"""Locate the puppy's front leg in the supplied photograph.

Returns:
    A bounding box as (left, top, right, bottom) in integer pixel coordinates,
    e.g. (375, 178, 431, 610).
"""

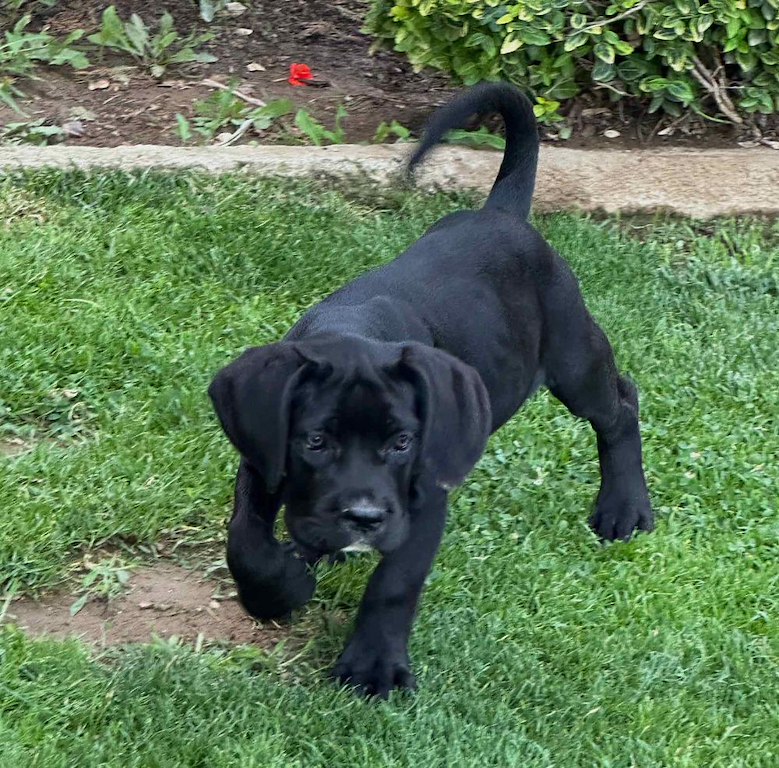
(331, 483, 447, 699)
(227, 459, 316, 620)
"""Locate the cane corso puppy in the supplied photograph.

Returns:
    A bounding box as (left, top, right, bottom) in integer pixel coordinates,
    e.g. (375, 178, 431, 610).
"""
(208, 83, 653, 698)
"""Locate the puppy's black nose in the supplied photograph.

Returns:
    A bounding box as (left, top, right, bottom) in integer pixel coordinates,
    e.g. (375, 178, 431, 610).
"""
(342, 505, 387, 532)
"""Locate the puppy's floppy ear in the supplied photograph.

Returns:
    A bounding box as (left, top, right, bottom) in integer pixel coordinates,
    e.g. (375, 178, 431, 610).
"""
(208, 343, 307, 492)
(401, 344, 492, 490)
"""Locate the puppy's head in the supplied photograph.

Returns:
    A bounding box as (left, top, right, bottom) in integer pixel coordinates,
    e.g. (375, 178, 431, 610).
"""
(208, 337, 491, 556)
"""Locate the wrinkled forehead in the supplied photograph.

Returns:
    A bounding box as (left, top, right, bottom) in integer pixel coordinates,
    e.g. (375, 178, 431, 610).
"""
(292, 370, 418, 435)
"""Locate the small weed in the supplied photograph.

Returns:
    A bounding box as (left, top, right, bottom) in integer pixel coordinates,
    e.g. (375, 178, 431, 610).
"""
(1, 119, 65, 145)
(0, 14, 89, 112)
(88, 6, 217, 79)
(197, 0, 228, 22)
(532, 96, 564, 124)
(176, 89, 294, 143)
(69, 556, 133, 616)
(294, 105, 348, 146)
(373, 120, 412, 143)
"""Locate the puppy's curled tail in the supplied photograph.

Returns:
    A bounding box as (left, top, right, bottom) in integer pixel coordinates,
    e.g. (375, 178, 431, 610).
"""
(408, 82, 539, 221)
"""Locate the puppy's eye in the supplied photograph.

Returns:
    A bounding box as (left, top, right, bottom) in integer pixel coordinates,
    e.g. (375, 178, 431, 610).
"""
(305, 433, 327, 451)
(391, 433, 413, 452)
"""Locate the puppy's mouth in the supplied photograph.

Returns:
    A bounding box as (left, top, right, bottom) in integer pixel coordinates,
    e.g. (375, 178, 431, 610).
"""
(288, 525, 381, 562)
(339, 539, 374, 554)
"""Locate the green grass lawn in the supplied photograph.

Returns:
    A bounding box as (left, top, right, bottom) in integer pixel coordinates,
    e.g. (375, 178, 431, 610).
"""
(1, 171, 777, 767)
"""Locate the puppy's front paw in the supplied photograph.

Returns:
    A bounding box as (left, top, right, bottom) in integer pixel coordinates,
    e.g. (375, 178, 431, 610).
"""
(331, 635, 416, 699)
(590, 487, 653, 542)
(236, 547, 316, 621)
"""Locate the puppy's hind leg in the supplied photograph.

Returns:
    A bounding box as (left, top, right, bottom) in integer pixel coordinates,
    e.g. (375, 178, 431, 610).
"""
(543, 279, 653, 541)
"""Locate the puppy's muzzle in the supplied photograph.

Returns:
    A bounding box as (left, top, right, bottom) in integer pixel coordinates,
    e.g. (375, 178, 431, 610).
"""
(341, 503, 388, 534)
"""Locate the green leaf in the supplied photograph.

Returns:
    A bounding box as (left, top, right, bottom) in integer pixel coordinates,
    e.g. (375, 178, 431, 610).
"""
(168, 50, 196, 65)
(199, 0, 217, 23)
(564, 32, 588, 51)
(594, 43, 615, 64)
(667, 81, 694, 103)
(92, 5, 126, 47)
(570, 13, 587, 30)
(520, 29, 552, 46)
(70, 593, 89, 616)
(295, 109, 324, 146)
(374, 120, 412, 143)
(256, 99, 295, 120)
(748, 28, 768, 44)
(445, 127, 506, 150)
(124, 15, 149, 56)
(176, 113, 192, 142)
(592, 59, 616, 82)
(500, 37, 522, 54)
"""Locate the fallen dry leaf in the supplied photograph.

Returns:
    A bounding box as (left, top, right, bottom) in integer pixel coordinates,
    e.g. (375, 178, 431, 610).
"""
(246, 62, 265, 72)
(603, 129, 621, 138)
(88, 79, 110, 91)
(226, 2, 247, 15)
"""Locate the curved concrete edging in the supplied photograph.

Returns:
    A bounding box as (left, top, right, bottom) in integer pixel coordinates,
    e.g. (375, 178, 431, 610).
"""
(1, 143, 777, 218)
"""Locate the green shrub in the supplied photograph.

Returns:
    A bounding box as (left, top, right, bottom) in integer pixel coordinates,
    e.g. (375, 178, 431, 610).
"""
(366, 0, 779, 124)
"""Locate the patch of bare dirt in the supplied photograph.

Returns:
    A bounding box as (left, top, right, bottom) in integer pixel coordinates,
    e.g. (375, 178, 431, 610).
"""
(0, 438, 33, 457)
(4, 562, 290, 648)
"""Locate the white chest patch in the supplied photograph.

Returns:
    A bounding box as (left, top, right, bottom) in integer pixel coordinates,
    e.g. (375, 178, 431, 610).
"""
(340, 540, 374, 554)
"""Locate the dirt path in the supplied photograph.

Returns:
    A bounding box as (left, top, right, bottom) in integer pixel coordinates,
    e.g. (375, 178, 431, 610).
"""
(1, 143, 777, 218)
(4, 562, 289, 648)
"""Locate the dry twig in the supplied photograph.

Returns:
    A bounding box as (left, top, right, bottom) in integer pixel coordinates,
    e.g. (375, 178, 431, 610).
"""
(690, 55, 743, 125)
(581, 0, 650, 32)
(200, 79, 266, 108)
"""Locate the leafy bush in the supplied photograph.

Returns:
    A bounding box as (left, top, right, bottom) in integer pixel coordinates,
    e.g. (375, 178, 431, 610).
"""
(366, 0, 779, 124)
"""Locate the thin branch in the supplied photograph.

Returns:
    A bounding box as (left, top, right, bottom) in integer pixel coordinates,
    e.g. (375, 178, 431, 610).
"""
(593, 82, 630, 97)
(690, 55, 743, 125)
(200, 79, 266, 108)
(214, 117, 255, 146)
(581, 0, 650, 32)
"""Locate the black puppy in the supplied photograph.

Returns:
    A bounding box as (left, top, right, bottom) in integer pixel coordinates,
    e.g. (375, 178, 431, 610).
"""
(209, 83, 653, 698)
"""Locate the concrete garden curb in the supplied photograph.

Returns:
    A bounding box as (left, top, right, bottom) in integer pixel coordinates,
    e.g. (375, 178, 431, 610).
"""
(1, 143, 777, 218)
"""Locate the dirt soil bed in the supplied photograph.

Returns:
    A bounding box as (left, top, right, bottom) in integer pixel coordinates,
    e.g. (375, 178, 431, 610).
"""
(3, 0, 771, 149)
(4, 562, 290, 648)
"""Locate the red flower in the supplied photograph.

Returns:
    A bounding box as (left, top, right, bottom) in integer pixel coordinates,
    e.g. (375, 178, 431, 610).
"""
(289, 63, 313, 87)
